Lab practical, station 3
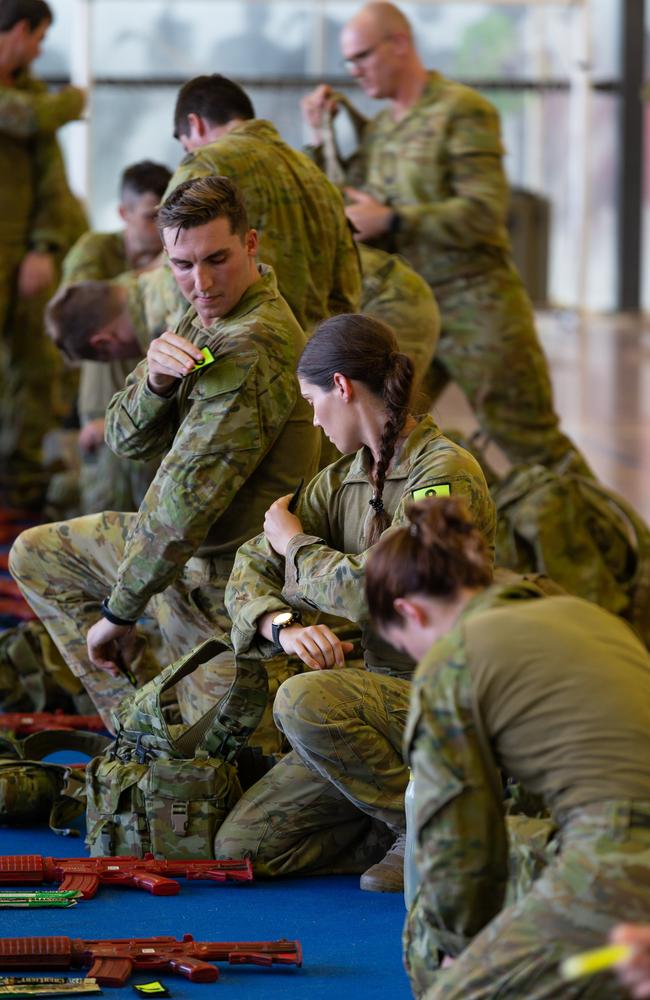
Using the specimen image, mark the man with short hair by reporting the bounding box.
[10,176,320,736]
[59,160,172,513]
[167,73,361,331]
[302,1,590,475]
[0,0,86,506]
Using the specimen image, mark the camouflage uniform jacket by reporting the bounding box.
[404,584,650,956]
[167,118,361,329]
[226,414,495,676]
[0,70,82,250]
[122,264,192,350]
[104,264,320,622]
[0,77,83,138]
[324,72,513,289]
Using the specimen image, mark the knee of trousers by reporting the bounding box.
[8,524,46,587]
[273,670,362,749]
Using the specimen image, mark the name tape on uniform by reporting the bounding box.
[411,483,451,502]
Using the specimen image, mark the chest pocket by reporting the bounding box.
[187,357,252,401]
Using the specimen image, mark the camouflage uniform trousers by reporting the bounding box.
[0,245,64,492]
[8,511,296,752]
[214,667,410,876]
[420,266,591,475]
[406,800,650,1000]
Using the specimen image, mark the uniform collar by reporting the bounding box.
[227,118,280,142]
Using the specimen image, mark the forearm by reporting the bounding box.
[227,534,292,656]
[0,87,83,137]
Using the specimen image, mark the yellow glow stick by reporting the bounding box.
[560,944,633,980]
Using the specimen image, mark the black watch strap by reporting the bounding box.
[100,597,136,627]
[271,611,302,648]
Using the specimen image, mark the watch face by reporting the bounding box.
[273,611,295,627]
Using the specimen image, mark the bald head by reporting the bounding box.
[341,2,422,103]
[345,2,412,41]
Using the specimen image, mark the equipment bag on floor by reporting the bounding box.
[493,466,650,647]
[0,728,110,835]
[85,637,267,859]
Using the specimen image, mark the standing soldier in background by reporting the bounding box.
[302,1,591,475]
[0,0,86,508]
[59,160,172,514]
[167,73,361,332]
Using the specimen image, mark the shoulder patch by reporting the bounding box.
[412,483,451,501]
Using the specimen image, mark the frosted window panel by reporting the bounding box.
[32,0,73,76]
[91,1,314,78]
[88,85,180,229]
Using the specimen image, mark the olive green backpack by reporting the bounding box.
[0,728,111,835]
[492,466,650,647]
[85,637,267,859]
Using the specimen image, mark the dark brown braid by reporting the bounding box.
[367,351,414,544]
[297,314,414,545]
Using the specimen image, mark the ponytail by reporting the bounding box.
[365,496,493,627]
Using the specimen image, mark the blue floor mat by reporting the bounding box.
[0,818,411,999]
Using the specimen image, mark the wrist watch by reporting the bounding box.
[271,610,302,648]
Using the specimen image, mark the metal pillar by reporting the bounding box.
[618,0,645,312]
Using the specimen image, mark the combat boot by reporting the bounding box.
[359,832,405,892]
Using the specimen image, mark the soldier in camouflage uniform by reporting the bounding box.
[363,496,650,999]
[0,0,86,505]
[359,243,439,403]
[59,160,171,514]
[302,1,590,474]
[167,73,361,332]
[10,176,320,741]
[214,314,494,887]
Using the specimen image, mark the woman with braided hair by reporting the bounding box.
[365,496,650,1000]
[214,313,495,888]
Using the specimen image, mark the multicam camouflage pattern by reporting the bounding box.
[214,667,406,875]
[86,639,246,858]
[0,619,92,714]
[358,244,439,400]
[0,71,85,493]
[492,464,650,647]
[0,729,107,835]
[424,269,590,470]
[0,79,84,138]
[61,231,159,514]
[167,118,361,330]
[10,266,320,740]
[321,72,587,471]
[61,230,127,285]
[216,418,493,871]
[226,413,495,676]
[402,585,650,999]
[103,265,319,618]
[121,264,188,348]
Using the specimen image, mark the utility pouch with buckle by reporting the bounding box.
[85,637,267,858]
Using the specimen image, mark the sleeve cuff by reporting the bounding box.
[284,533,326,592]
[230,596,293,657]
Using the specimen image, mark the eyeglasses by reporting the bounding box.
[342,37,390,71]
